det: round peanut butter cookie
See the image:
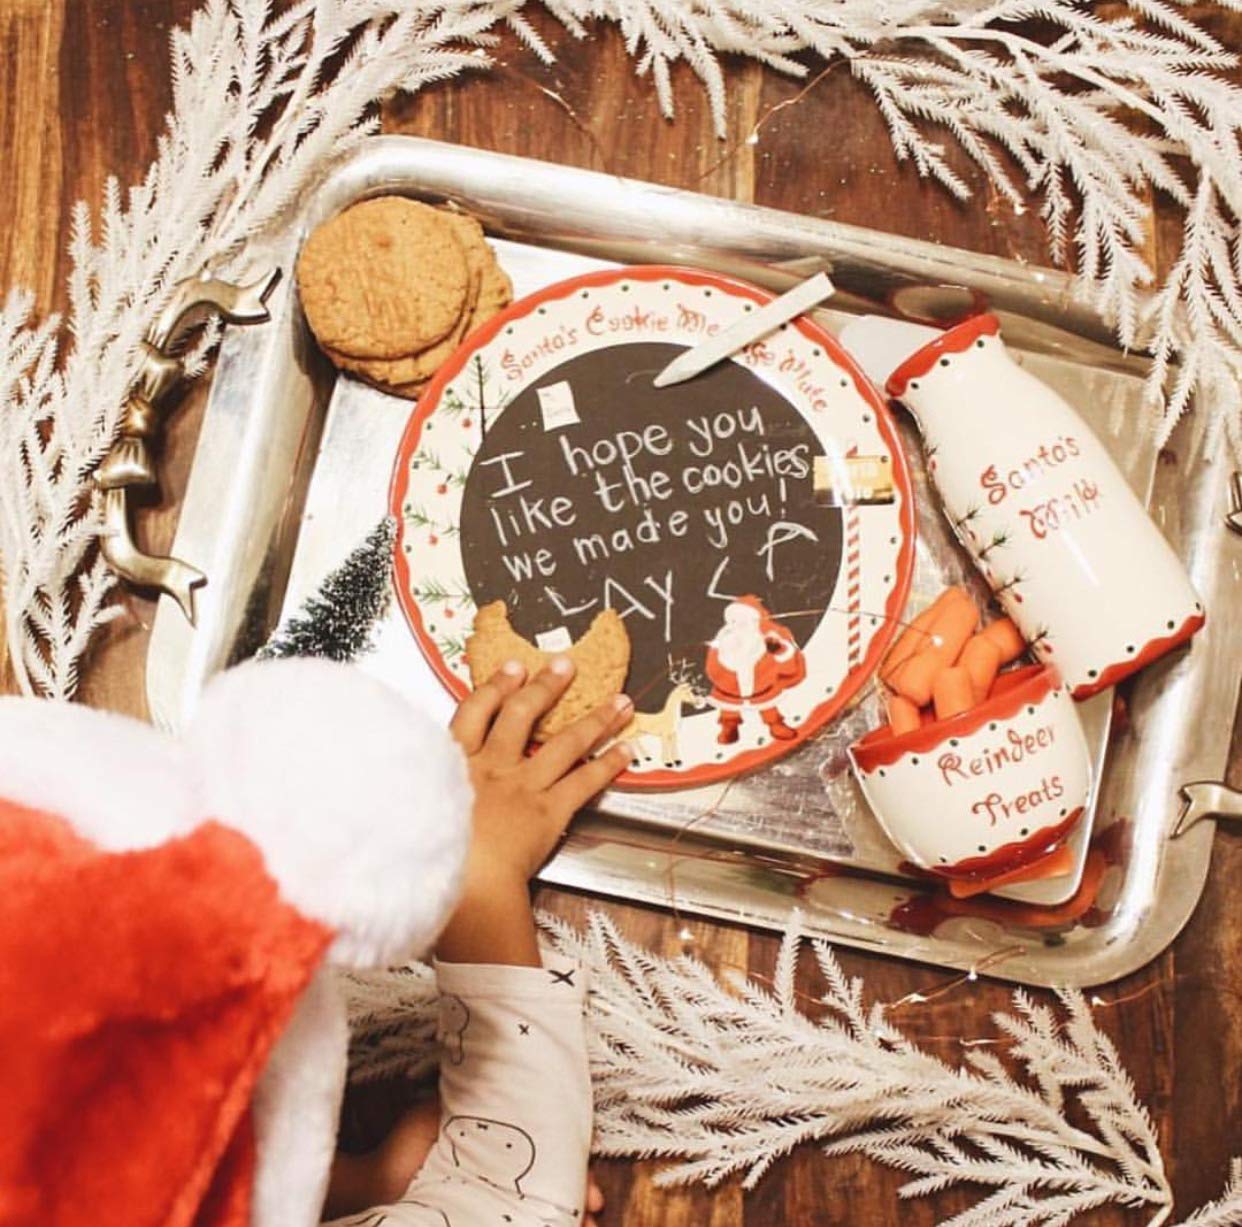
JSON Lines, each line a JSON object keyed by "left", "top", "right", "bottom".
{"left": 465, "top": 601, "right": 630, "bottom": 741}
{"left": 440, "top": 209, "right": 489, "bottom": 265}
{"left": 328, "top": 211, "right": 490, "bottom": 389}
{"left": 297, "top": 197, "right": 468, "bottom": 359}
{"left": 389, "top": 378, "right": 429, "bottom": 401}
{"left": 325, "top": 272, "right": 477, "bottom": 388}
{"left": 468, "top": 250, "right": 514, "bottom": 333}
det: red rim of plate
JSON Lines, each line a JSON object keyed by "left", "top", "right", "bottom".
{"left": 390, "top": 264, "right": 918, "bottom": 789}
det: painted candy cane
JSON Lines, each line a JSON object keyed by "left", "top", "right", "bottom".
{"left": 846, "top": 445, "right": 862, "bottom": 669}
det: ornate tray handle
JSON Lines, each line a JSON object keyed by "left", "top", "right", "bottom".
{"left": 96, "top": 268, "right": 281, "bottom": 623}
{"left": 1173, "top": 781, "right": 1242, "bottom": 836}
{"left": 1227, "top": 471, "right": 1242, "bottom": 535}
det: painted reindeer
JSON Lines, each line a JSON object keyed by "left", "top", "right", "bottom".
{"left": 622, "top": 663, "right": 709, "bottom": 768}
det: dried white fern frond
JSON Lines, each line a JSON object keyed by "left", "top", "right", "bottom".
{"left": 1173, "top": 1159, "right": 1242, "bottom": 1227}
{"left": 343, "top": 913, "right": 1241, "bottom": 1224}
{"left": 554, "top": 2, "right": 1242, "bottom": 449}
{"left": 540, "top": 910, "right": 1175, "bottom": 1223}
{"left": 338, "top": 960, "right": 440, "bottom": 1086}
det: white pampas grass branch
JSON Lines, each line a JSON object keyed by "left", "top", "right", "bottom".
{"left": 341, "top": 911, "right": 1242, "bottom": 1226}
{"left": 1, "top": 0, "right": 1240, "bottom": 699}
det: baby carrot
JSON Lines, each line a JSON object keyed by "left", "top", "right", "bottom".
{"left": 938, "top": 850, "right": 1106, "bottom": 925}
{"left": 924, "top": 590, "right": 980, "bottom": 667}
{"left": 881, "top": 588, "right": 963, "bottom": 683}
{"left": 888, "top": 589, "right": 979, "bottom": 695}
{"left": 890, "top": 649, "right": 941, "bottom": 705}
{"left": 982, "top": 617, "right": 1025, "bottom": 663}
{"left": 959, "top": 634, "right": 1002, "bottom": 702}
{"left": 891, "top": 591, "right": 980, "bottom": 704}
{"left": 932, "top": 665, "right": 974, "bottom": 721}
{"left": 886, "top": 693, "right": 922, "bottom": 736}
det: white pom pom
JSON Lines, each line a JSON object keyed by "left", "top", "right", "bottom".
{"left": 187, "top": 658, "right": 472, "bottom": 968}
{"left": 0, "top": 698, "right": 195, "bottom": 850}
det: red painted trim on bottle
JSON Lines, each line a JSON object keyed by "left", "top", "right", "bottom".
{"left": 1070, "top": 610, "right": 1206, "bottom": 700}
{"left": 885, "top": 313, "right": 1001, "bottom": 398}
{"left": 850, "top": 664, "right": 1056, "bottom": 772}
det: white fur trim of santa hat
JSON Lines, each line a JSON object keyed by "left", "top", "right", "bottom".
{"left": 0, "top": 697, "right": 198, "bottom": 851}
{"left": 250, "top": 968, "right": 349, "bottom": 1227}
{"left": 186, "top": 657, "right": 472, "bottom": 969}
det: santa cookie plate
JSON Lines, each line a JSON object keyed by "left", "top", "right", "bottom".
{"left": 391, "top": 266, "right": 915, "bottom": 786}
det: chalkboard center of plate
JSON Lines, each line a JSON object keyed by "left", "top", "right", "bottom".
{"left": 459, "top": 341, "right": 844, "bottom": 711}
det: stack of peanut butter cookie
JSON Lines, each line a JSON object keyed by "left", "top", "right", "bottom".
{"left": 296, "top": 196, "right": 513, "bottom": 400}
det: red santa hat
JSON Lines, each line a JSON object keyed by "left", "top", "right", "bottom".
{"left": 0, "top": 659, "right": 471, "bottom": 1227}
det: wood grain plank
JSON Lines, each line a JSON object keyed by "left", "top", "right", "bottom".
{"left": 1172, "top": 738, "right": 1242, "bottom": 1210}
{"left": 1, "top": 5, "right": 1239, "bottom": 1224}
{"left": 0, "top": 0, "right": 63, "bottom": 312}
{"left": 750, "top": 56, "right": 1053, "bottom": 263}
{"left": 383, "top": 14, "right": 761, "bottom": 203}
{"left": 0, "top": 0, "right": 63, "bottom": 697}
{"left": 1166, "top": 568, "right": 1242, "bottom": 1206}
{"left": 1147, "top": 38, "right": 1242, "bottom": 1206}
{"left": 56, "top": 0, "right": 205, "bottom": 716}
{"left": 0, "top": 0, "right": 64, "bottom": 704}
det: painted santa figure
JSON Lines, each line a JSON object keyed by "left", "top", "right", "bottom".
{"left": 705, "top": 596, "right": 806, "bottom": 744}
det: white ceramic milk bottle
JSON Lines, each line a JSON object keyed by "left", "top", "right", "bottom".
{"left": 885, "top": 314, "right": 1204, "bottom": 700}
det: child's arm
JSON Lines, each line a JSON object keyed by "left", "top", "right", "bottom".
{"left": 324, "top": 657, "right": 631, "bottom": 1225}
{"left": 437, "top": 654, "right": 634, "bottom": 967}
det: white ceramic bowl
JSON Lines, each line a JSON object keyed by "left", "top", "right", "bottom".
{"left": 848, "top": 665, "right": 1092, "bottom": 881}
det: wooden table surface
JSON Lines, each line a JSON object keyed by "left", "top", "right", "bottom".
{"left": 1, "top": 4, "right": 1238, "bottom": 1223}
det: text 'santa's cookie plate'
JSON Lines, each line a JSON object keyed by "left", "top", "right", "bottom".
{"left": 391, "top": 266, "right": 916, "bottom": 787}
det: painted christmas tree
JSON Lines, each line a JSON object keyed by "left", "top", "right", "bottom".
{"left": 257, "top": 517, "right": 396, "bottom": 663}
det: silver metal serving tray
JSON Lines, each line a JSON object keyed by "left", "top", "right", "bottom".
{"left": 148, "top": 137, "right": 1242, "bottom": 986}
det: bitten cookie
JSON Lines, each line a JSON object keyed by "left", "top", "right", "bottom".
{"left": 465, "top": 601, "right": 631, "bottom": 741}
{"left": 297, "top": 197, "right": 469, "bottom": 359}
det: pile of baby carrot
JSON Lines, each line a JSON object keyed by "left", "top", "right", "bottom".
{"left": 876, "top": 589, "right": 1082, "bottom": 897}
{"left": 881, "top": 586, "right": 1025, "bottom": 734}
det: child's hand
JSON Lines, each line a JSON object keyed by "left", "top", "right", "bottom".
{"left": 451, "top": 656, "right": 634, "bottom": 888}
{"left": 438, "top": 657, "right": 634, "bottom": 966}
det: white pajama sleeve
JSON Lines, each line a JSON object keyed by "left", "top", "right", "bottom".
{"left": 324, "top": 953, "right": 592, "bottom": 1227}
